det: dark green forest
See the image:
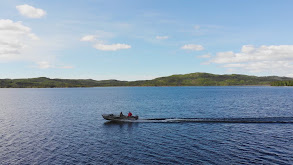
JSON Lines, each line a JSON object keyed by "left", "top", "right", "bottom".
{"left": 270, "top": 80, "right": 293, "bottom": 86}
{"left": 1, "top": 73, "right": 293, "bottom": 88}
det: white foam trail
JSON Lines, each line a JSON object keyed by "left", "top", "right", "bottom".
{"left": 105, "top": 117, "right": 293, "bottom": 123}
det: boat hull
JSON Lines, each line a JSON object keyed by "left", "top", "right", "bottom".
{"left": 102, "top": 114, "right": 139, "bottom": 121}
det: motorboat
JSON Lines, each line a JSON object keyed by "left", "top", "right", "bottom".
{"left": 102, "top": 114, "right": 139, "bottom": 121}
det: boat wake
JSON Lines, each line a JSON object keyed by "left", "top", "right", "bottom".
{"left": 105, "top": 117, "right": 293, "bottom": 123}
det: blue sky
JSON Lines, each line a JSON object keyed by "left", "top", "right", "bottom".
{"left": 1, "top": 0, "right": 293, "bottom": 80}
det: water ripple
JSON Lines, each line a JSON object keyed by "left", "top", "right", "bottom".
{"left": 1, "top": 87, "right": 293, "bottom": 164}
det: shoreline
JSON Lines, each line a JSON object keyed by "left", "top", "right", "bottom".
{"left": 0, "top": 85, "right": 285, "bottom": 89}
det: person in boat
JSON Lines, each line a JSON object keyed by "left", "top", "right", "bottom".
{"left": 120, "top": 112, "right": 124, "bottom": 117}
{"left": 128, "top": 112, "right": 132, "bottom": 117}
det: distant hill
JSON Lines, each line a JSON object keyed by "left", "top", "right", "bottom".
{"left": 1, "top": 73, "right": 293, "bottom": 88}
{"left": 125, "top": 73, "right": 293, "bottom": 86}
{"left": 0, "top": 77, "right": 127, "bottom": 88}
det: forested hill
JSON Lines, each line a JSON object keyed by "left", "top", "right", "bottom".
{"left": 1, "top": 73, "right": 293, "bottom": 88}
{"left": 0, "top": 77, "right": 127, "bottom": 88}
{"left": 124, "top": 73, "right": 293, "bottom": 86}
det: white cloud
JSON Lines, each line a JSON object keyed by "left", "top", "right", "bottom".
{"left": 209, "top": 45, "right": 293, "bottom": 76}
{"left": 0, "top": 19, "right": 71, "bottom": 69}
{"left": 197, "top": 54, "right": 211, "bottom": 58}
{"left": 80, "top": 33, "right": 110, "bottom": 44}
{"left": 156, "top": 36, "right": 169, "bottom": 40}
{"left": 80, "top": 35, "right": 96, "bottom": 42}
{"left": 0, "top": 19, "right": 38, "bottom": 61}
{"left": 16, "top": 4, "right": 46, "bottom": 18}
{"left": 181, "top": 44, "right": 204, "bottom": 51}
{"left": 81, "top": 31, "right": 131, "bottom": 51}
{"left": 81, "top": 30, "right": 114, "bottom": 41}
{"left": 0, "top": 20, "right": 29, "bottom": 32}
{"left": 93, "top": 43, "right": 131, "bottom": 51}
{"left": 211, "top": 45, "right": 293, "bottom": 64}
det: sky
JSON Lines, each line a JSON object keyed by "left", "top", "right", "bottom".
{"left": 1, "top": 0, "right": 293, "bottom": 80}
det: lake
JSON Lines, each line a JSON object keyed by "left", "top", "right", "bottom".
{"left": 0, "top": 87, "right": 293, "bottom": 164}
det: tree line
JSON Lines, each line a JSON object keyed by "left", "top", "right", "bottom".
{"left": 270, "top": 81, "right": 293, "bottom": 86}
{"left": 1, "top": 73, "right": 293, "bottom": 88}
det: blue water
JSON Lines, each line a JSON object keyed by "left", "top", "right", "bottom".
{"left": 0, "top": 87, "right": 293, "bottom": 164}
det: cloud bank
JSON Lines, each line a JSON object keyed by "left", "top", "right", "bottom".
{"left": 16, "top": 4, "right": 46, "bottom": 18}
{"left": 209, "top": 45, "right": 293, "bottom": 76}
{"left": 0, "top": 19, "right": 38, "bottom": 61}
{"left": 0, "top": 19, "right": 71, "bottom": 69}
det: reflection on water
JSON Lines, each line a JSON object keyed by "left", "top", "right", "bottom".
{"left": 104, "top": 121, "right": 139, "bottom": 128}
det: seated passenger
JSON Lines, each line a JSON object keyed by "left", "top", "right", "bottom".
{"left": 120, "top": 112, "right": 124, "bottom": 117}
{"left": 128, "top": 112, "right": 132, "bottom": 117}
